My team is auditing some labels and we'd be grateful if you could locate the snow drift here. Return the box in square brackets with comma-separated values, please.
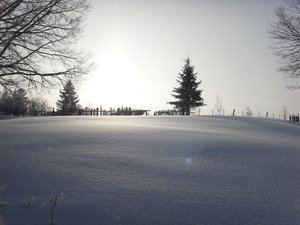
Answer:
[0, 116, 299, 225]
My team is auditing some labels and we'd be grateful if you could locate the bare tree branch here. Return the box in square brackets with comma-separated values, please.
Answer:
[269, 0, 300, 90]
[0, 0, 93, 91]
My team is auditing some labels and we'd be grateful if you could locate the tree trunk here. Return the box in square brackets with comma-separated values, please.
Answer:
[185, 106, 190, 115]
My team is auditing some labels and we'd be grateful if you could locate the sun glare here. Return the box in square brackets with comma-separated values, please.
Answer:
[86, 46, 143, 108]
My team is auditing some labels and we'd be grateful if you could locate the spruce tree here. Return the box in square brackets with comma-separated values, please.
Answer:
[56, 80, 79, 115]
[169, 57, 205, 115]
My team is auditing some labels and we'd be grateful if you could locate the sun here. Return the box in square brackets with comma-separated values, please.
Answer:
[101, 47, 136, 86]
[84, 45, 142, 108]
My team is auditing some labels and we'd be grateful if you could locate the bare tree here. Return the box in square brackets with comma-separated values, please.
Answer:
[269, 0, 300, 89]
[0, 0, 93, 91]
[215, 95, 224, 116]
[245, 106, 253, 117]
[281, 105, 288, 120]
[28, 97, 50, 116]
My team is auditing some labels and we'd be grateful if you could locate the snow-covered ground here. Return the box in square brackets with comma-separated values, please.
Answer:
[0, 116, 300, 225]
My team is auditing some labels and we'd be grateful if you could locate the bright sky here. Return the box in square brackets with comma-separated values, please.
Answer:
[65, 0, 300, 116]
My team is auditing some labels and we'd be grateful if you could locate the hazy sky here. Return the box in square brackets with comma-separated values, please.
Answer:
[67, 0, 300, 116]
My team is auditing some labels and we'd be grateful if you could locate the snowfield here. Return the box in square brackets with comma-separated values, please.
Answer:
[0, 116, 300, 225]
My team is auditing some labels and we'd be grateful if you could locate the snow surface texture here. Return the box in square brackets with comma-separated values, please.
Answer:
[0, 116, 300, 225]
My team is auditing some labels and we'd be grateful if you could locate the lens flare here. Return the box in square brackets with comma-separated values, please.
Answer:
[185, 157, 192, 164]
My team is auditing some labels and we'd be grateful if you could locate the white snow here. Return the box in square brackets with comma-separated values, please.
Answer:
[0, 116, 300, 225]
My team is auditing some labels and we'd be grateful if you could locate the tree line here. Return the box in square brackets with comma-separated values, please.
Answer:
[1, 57, 297, 119]
[0, 89, 50, 116]
[54, 79, 149, 116]
[0, 83, 150, 117]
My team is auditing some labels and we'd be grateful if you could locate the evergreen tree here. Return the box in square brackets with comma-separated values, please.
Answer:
[56, 80, 79, 115]
[169, 57, 205, 115]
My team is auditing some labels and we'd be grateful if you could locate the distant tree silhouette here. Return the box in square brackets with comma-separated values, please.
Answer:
[245, 106, 253, 117]
[27, 97, 50, 116]
[0, 88, 28, 115]
[169, 57, 205, 115]
[56, 80, 79, 115]
[0, 89, 13, 115]
[215, 96, 224, 116]
[12, 88, 28, 116]
[0, 0, 93, 91]
[281, 105, 288, 120]
[269, 0, 300, 89]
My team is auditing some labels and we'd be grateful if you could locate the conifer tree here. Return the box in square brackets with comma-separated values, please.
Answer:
[169, 57, 205, 115]
[56, 80, 79, 115]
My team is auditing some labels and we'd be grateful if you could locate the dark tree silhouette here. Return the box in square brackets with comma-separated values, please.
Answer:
[0, 0, 92, 91]
[56, 80, 79, 115]
[0, 89, 12, 115]
[0, 88, 27, 115]
[169, 57, 205, 115]
[11, 88, 27, 115]
[27, 97, 50, 116]
[269, 0, 300, 89]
